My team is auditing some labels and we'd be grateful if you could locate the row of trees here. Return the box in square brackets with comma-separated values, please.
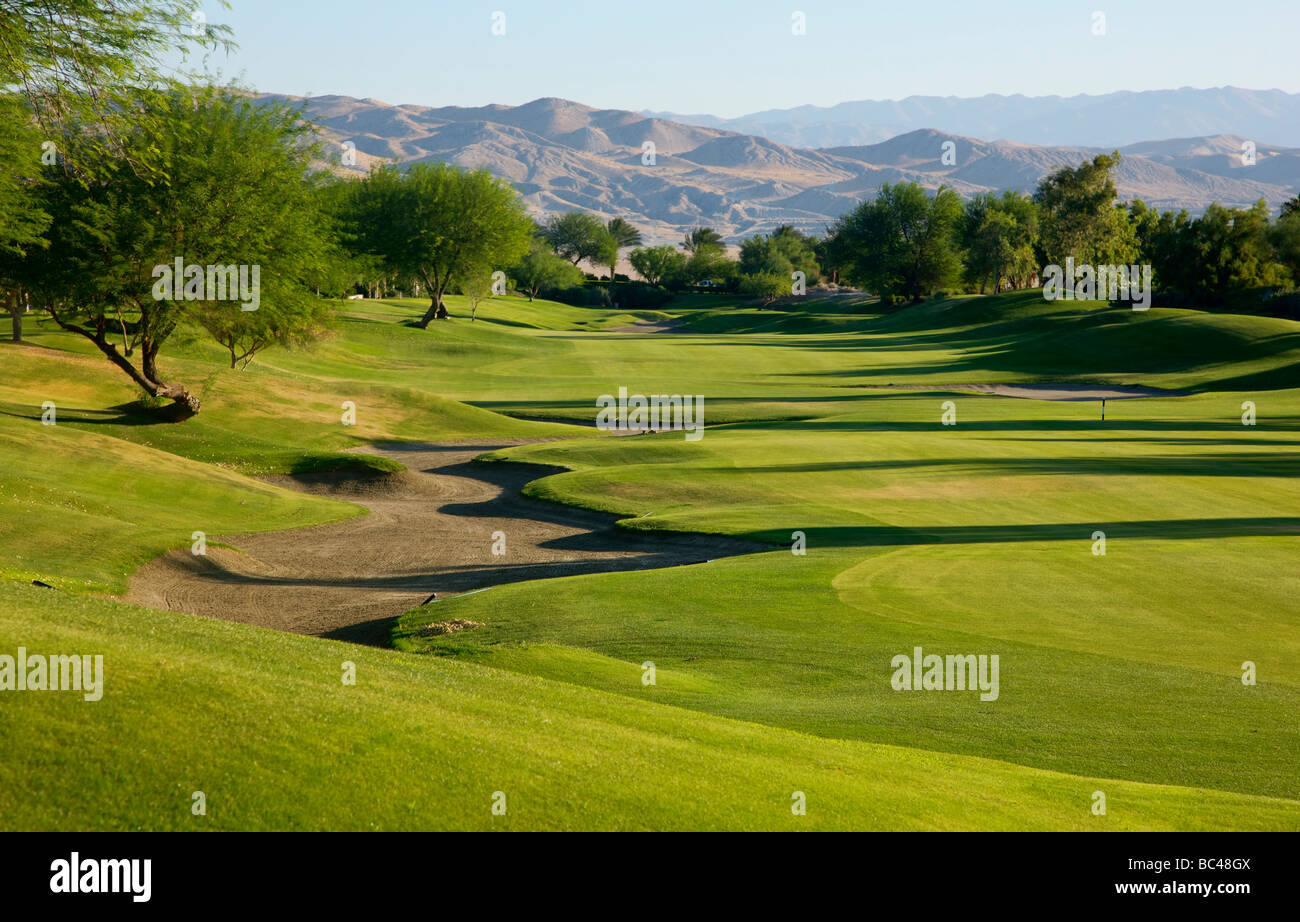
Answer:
[523, 158, 1300, 310]
[824, 152, 1300, 305]
[525, 210, 824, 303]
[1130, 198, 1299, 303]
[325, 183, 738, 313]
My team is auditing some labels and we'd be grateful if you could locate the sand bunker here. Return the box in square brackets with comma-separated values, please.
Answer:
[125, 442, 760, 646]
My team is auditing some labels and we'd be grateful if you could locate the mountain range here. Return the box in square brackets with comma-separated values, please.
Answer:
[644, 87, 1300, 150]
[264, 92, 1300, 246]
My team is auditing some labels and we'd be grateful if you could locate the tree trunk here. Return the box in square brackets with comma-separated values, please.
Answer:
[152, 382, 201, 420]
[103, 343, 201, 420]
[7, 306, 20, 343]
[417, 294, 449, 327]
[131, 344, 200, 419]
[48, 307, 201, 421]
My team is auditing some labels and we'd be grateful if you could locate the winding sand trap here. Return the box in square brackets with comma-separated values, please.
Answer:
[125, 442, 762, 646]
[857, 383, 1186, 401]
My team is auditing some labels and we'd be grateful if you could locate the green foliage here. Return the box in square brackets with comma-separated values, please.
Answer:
[961, 191, 1039, 293]
[830, 182, 964, 300]
[606, 217, 642, 250]
[541, 212, 616, 268]
[740, 236, 793, 278]
[347, 162, 533, 326]
[824, 164, 1294, 310]
[0, 94, 51, 260]
[814, 228, 854, 285]
[0, 0, 234, 179]
[628, 245, 685, 286]
[611, 281, 673, 308]
[739, 225, 820, 285]
[682, 226, 725, 256]
[1140, 200, 1288, 301]
[602, 216, 641, 281]
[1034, 151, 1136, 266]
[738, 271, 788, 303]
[305, 175, 387, 298]
[1270, 212, 1300, 285]
[456, 270, 498, 321]
[664, 250, 737, 290]
[11, 88, 333, 415]
[510, 237, 586, 300]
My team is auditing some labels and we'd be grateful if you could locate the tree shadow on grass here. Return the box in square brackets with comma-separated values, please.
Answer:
[0, 401, 160, 427]
[721, 418, 1300, 433]
[999, 435, 1300, 446]
[709, 452, 1300, 478]
[748, 517, 1300, 549]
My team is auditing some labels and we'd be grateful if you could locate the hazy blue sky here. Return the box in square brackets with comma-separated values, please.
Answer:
[196, 0, 1299, 115]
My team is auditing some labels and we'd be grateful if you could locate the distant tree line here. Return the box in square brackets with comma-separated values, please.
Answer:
[527, 153, 1300, 314]
[525, 212, 823, 307]
[823, 152, 1300, 310]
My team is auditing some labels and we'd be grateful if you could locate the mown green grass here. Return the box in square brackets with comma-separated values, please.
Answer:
[395, 385, 1300, 801]
[447, 291, 1300, 423]
[0, 305, 585, 591]
[3, 289, 1299, 829]
[669, 291, 1300, 393]
[3, 583, 1296, 831]
[4, 305, 583, 474]
[396, 542, 1300, 800]
[0, 408, 362, 594]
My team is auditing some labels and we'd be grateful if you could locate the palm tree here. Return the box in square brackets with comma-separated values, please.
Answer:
[605, 217, 642, 284]
[682, 226, 724, 256]
[607, 217, 643, 250]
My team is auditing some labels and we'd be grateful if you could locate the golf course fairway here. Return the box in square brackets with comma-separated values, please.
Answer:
[2, 291, 1297, 830]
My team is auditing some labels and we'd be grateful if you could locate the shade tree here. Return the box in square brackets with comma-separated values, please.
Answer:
[1034, 152, 1136, 267]
[511, 237, 586, 300]
[10, 89, 332, 418]
[828, 182, 964, 301]
[347, 162, 533, 325]
[628, 246, 685, 286]
[541, 212, 616, 269]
